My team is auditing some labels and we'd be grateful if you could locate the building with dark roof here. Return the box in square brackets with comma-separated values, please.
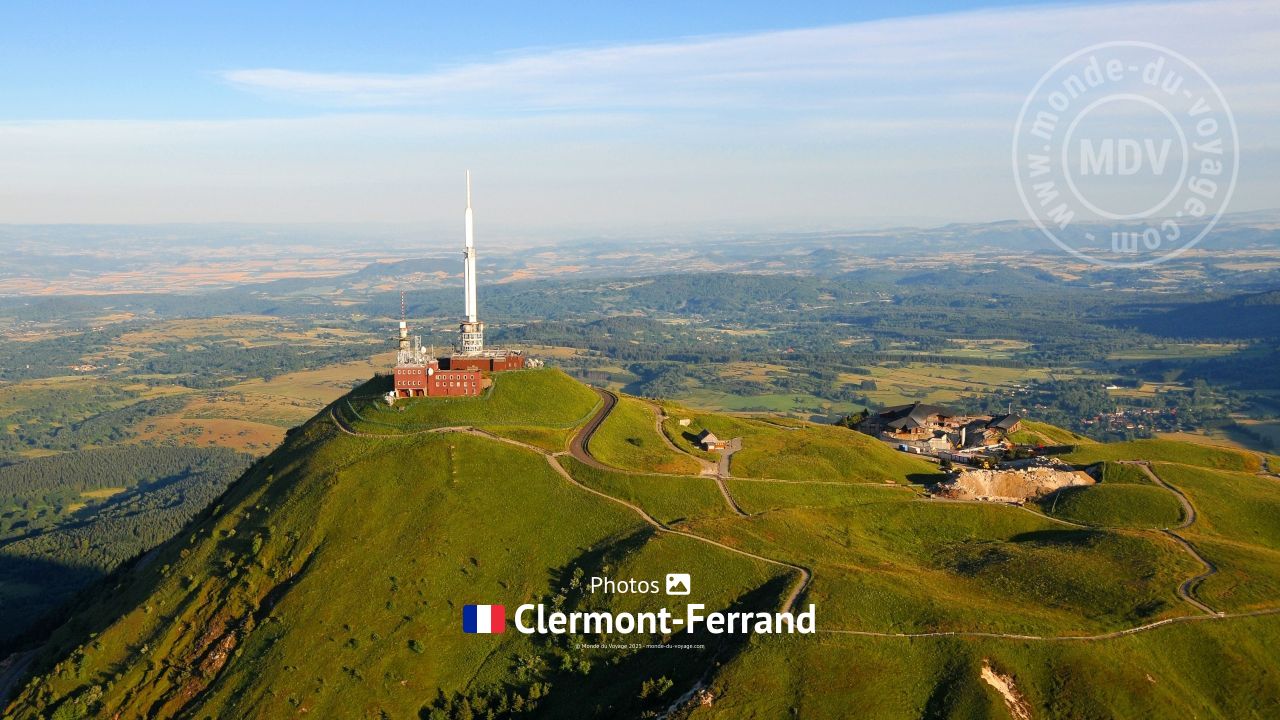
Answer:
[987, 414, 1023, 432]
[867, 402, 961, 436]
[695, 429, 727, 451]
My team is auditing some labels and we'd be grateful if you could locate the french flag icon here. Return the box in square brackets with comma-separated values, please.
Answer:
[462, 604, 506, 634]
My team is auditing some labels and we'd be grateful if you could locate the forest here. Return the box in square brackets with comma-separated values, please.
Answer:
[0, 446, 250, 652]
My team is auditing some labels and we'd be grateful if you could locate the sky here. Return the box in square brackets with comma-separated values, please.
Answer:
[1, 0, 1277, 238]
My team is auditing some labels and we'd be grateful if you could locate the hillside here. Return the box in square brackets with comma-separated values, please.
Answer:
[4, 369, 1280, 718]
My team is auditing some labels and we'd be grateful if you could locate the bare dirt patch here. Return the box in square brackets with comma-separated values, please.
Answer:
[935, 459, 1094, 503]
[981, 659, 1032, 720]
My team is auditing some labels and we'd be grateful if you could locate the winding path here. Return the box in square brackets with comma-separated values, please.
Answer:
[825, 607, 1280, 642]
[648, 402, 719, 477]
[329, 396, 1280, 641]
[645, 399, 748, 516]
[1119, 461, 1221, 615]
[329, 397, 812, 613]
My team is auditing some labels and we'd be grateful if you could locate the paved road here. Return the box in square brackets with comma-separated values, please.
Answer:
[568, 388, 617, 471]
[715, 438, 749, 517]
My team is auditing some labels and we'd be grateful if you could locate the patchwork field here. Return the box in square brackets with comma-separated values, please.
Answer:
[132, 416, 285, 454]
[843, 362, 1091, 407]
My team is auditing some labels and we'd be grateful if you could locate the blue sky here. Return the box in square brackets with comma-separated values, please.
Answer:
[1, 0, 1275, 234]
[2, 0, 1073, 120]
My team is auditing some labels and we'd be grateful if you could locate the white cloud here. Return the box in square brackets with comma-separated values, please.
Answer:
[220, 0, 1279, 115]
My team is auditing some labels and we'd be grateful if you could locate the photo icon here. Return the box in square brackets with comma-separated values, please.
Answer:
[666, 573, 691, 596]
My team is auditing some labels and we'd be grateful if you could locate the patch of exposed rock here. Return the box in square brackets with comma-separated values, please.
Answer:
[933, 458, 1094, 504]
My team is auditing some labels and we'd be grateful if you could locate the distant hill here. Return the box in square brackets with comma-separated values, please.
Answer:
[1126, 290, 1280, 340]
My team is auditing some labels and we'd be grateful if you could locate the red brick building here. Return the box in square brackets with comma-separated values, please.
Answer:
[441, 351, 526, 372]
[393, 360, 482, 398]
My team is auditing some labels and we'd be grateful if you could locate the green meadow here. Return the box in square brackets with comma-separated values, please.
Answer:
[1039, 484, 1186, 529]
[662, 406, 938, 483]
[7, 370, 1280, 719]
[587, 395, 702, 475]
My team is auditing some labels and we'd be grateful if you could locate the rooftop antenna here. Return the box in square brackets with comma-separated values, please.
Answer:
[400, 290, 406, 324]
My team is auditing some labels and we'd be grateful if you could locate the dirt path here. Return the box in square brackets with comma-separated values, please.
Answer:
[1119, 461, 1220, 615]
[329, 396, 813, 614]
[648, 402, 719, 477]
[825, 607, 1280, 642]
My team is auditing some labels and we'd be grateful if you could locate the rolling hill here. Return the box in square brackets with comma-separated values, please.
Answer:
[3, 368, 1279, 719]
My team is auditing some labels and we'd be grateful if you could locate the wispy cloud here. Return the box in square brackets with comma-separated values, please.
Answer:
[221, 0, 1279, 115]
[2, 0, 1277, 227]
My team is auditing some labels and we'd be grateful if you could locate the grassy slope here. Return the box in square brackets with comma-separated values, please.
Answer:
[588, 396, 701, 475]
[1012, 420, 1094, 445]
[561, 456, 729, 525]
[1064, 439, 1260, 473]
[1154, 463, 1280, 611]
[1101, 461, 1155, 484]
[5, 391, 778, 719]
[683, 486, 1197, 635]
[725, 480, 920, 515]
[698, 617, 1280, 720]
[346, 368, 600, 433]
[8, 371, 1280, 719]
[662, 408, 939, 483]
[1039, 484, 1186, 529]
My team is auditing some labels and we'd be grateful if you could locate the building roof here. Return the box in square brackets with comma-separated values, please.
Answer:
[877, 402, 960, 430]
[695, 430, 720, 444]
[988, 414, 1022, 430]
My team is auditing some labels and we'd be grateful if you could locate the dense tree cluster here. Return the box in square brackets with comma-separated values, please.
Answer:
[0, 446, 250, 651]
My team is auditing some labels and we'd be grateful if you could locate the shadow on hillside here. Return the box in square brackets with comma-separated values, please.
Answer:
[921, 652, 999, 719]
[907, 471, 948, 487]
[548, 528, 656, 602]
[1008, 528, 1103, 546]
[0, 452, 275, 707]
[0, 554, 102, 656]
[531, 574, 795, 719]
[422, 530, 796, 719]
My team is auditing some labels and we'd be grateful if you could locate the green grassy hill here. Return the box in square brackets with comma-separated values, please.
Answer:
[5, 371, 1280, 719]
[343, 368, 600, 451]
[661, 405, 939, 483]
[1063, 438, 1261, 472]
[1038, 484, 1186, 528]
[588, 396, 702, 475]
